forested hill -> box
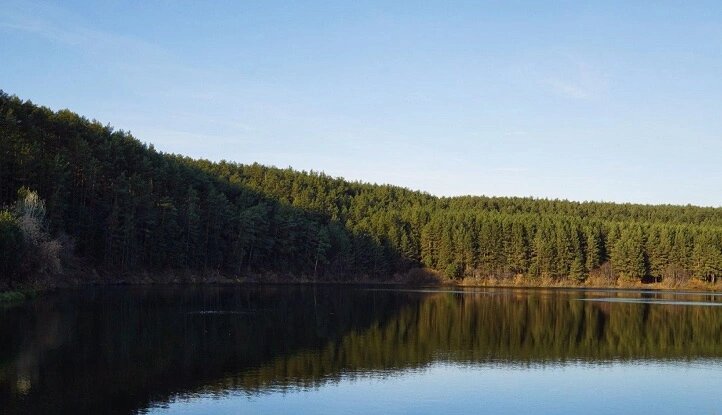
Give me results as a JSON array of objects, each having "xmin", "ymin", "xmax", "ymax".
[{"xmin": 2, "ymin": 91, "xmax": 722, "ymax": 286}]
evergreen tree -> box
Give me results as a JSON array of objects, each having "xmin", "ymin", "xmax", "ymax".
[{"xmin": 611, "ymin": 227, "xmax": 647, "ymax": 282}]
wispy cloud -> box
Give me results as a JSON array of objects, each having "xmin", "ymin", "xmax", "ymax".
[
  {"xmin": 493, "ymin": 167, "xmax": 529, "ymax": 174},
  {"xmin": 502, "ymin": 130, "xmax": 528, "ymax": 137},
  {"xmin": 543, "ymin": 60, "xmax": 608, "ymax": 100},
  {"xmin": 0, "ymin": 2, "xmax": 239, "ymax": 122},
  {"xmin": 0, "ymin": 5, "xmax": 167, "ymax": 61},
  {"xmin": 545, "ymin": 78, "xmax": 593, "ymax": 99}
]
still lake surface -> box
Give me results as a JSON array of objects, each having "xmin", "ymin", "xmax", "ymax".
[{"xmin": 2, "ymin": 285, "xmax": 722, "ymax": 414}]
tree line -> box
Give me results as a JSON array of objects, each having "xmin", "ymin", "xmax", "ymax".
[{"xmin": 1, "ymin": 91, "xmax": 722, "ymax": 285}]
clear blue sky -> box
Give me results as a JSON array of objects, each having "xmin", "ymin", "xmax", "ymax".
[{"xmin": 2, "ymin": 1, "xmax": 722, "ymax": 206}]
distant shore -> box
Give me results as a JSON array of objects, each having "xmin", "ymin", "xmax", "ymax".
[{"xmin": 3, "ymin": 267, "xmax": 722, "ymax": 306}]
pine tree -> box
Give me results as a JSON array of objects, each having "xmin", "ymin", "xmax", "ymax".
[
  {"xmin": 611, "ymin": 227, "xmax": 646, "ymax": 282},
  {"xmin": 584, "ymin": 226, "xmax": 602, "ymax": 272}
]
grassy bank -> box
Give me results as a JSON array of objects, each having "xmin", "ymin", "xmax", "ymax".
[
  {"xmin": 451, "ymin": 274, "xmax": 722, "ymax": 292},
  {"xmin": 5, "ymin": 267, "xmax": 722, "ymax": 296},
  {"xmin": 390, "ymin": 267, "xmax": 722, "ymax": 291}
]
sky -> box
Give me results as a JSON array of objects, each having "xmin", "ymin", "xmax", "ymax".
[{"xmin": 2, "ymin": 1, "xmax": 722, "ymax": 206}]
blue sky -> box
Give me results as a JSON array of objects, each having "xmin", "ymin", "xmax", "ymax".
[{"xmin": 2, "ymin": 1, "xmax": 722, "ymax": 206}]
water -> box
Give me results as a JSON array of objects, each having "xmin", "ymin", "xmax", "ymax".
[{"xmin": 1, "ymin": 285, "xmax": 722, "ymax": 414}]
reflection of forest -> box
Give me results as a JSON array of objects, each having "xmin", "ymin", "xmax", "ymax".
[
  {"xmin": 1, "ymin": 287, "xmax": 722, "ymax": 414},
  {"xmin": 0, "ymin": 286, "xmax": 420, "ymax": 414},
  {"xmin": 242, "ymin": 290, "xmax": 722, "ymax": 390}
]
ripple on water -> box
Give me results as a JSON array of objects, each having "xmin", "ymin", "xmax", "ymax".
[{"xmin": 578, "ymin": 298, "xmax": 722, "ymax": 307}]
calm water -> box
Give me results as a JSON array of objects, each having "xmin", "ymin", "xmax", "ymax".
[{"xmin": 2, "ymin": 286, "xmax": 722, "ymax": 414}]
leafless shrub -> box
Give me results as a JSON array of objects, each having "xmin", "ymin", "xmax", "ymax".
[
  {"xmin": 39, "ymin": 239, "xmax": 62, "ymax": 273},
  {"xmin": 14, "ymin": 189, "xmax": 64, "ymax": 275},
  {"xmin": 589, "ymin": 262, "xmax": 617, "ymax": 285},
  {"xmin": 662, "ymin": 264, "xmax": 691, "ymax": 287}
]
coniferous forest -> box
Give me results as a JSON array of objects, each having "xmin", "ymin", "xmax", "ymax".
[{"xmin": 2, "ymin": 91, "xmax": 722, "ymax": 287}]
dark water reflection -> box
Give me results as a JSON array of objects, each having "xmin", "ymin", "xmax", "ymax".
[{"xmin": 1, "ymin": 286, "xmax": 722, "ymax": 414}]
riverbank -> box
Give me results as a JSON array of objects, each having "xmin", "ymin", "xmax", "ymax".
[
  {"xmin": 455, "ymin": 275, "xmax": 722, "ymax": 292},
  {"xmin": 3, "ymin": 267, "xmax": 722, "ymax": 300}
]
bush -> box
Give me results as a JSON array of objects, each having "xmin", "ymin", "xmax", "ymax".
[
  {"xmin": 0, "ymin": 210, "xmax": 24, "ymax": 281},
  {"xmin": 14, "ymin": 189, "xmax": 63, "ymax": 274},
  {"xmin": 0, "ymin": 189, "xmax": 66, "ymax": 282},
  {"xmin": 444, "ymin": 262, "xmax": 464, "ymax": 280},
  {"xmin": 0, "ymin": 290, "xmax": 26, "ymax": 305}
]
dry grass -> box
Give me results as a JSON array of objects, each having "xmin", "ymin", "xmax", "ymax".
[{"xmin": 453, "ymin": 272, "xmax": 722, "ymax": 292}]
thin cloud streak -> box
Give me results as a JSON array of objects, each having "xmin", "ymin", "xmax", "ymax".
[{"xmin": 543, "ymin": 60, "xmax": 609, "ymax": 100}]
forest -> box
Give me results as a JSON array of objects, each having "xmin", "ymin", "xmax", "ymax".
[{"xmin": 2, "ymin": 91, "xmax": 722, "ymax": 287}]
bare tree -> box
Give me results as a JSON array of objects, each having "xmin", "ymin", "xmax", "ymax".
[{"xmin": 15, "ymin": 189, "xmax": 63, "ymax": 274}]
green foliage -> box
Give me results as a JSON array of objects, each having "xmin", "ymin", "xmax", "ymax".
[
  {"xmin": 692, "ymin": 231, "xmax": 722, "ymax": 283},
  {"xmin": 611, "ymin": 227, "xmax": 647, "ymax": 281},
  {"xmin": 0, "ymin": 289, "xmax": 35, "ymax": 306},
  {"xmin": 569, "ymin": 256, "xmax": 586, "ymax": 282},
  {"xmin": 444, "ymin": 261, "xmax": 463, "ymax": 280}
]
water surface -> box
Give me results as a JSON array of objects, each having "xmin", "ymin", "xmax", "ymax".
[{"xmin": 1, "ymin": 285, "xmax": 721, "ymax": 414}]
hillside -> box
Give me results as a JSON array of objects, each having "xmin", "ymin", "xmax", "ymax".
[{"xmin": 1, "ymin": 91, "xmax": 722, "ymax": 287}]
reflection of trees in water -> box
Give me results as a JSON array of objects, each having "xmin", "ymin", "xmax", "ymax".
[
  {"xmin": 1, "ymin": 287, "xmax": 722, "ymax": 414},
  {"xmin": 237, "ymin": 290, "xmax": 722, "ymax": 391},
  {"xmin": 0, "ymin": 286, "xmax": 419, "ymax": 414}
]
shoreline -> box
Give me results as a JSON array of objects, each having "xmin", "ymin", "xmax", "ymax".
[
  {"xmin": 3, "ymin": 267, "xmax": 722, "ymax": 304},
  {"xmin": 4, "ymin": 270, "xmax": 722, "ymax": 302}
]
